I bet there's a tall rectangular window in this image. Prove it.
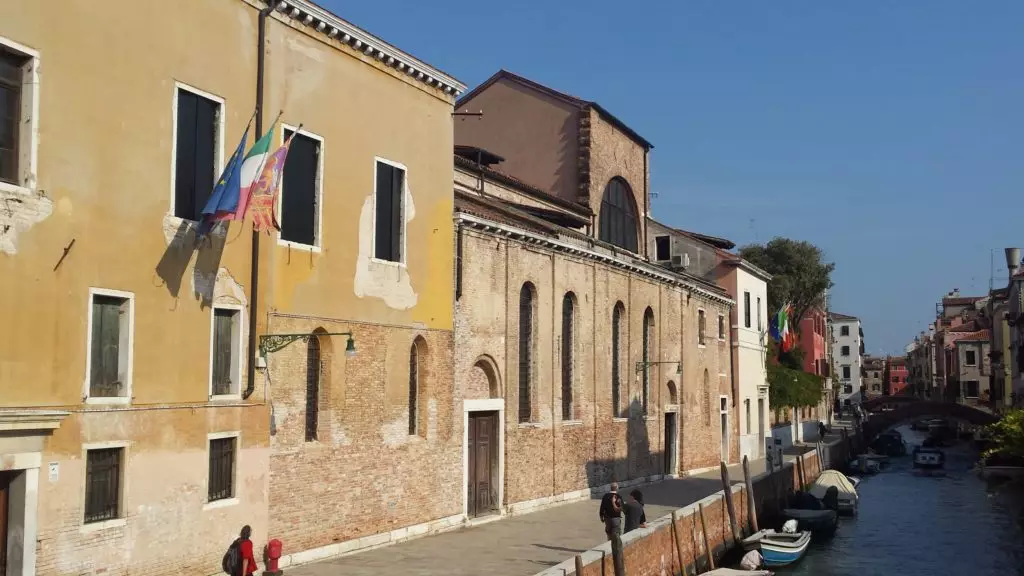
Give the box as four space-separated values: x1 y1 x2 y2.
0 49 28 185
842 365 851 379
208 436 236 502
744 399 751 434
757 297 762 331
655 235 670 261
280 129 321 247
84 447 123 523
841 345 850 356
561 294 575 420
374 159 405 262
965 350 977 366
718 315 726 340
211 308 241 397
88 292 133 399
965 380 980 398
519 284 535 423
173 87 220 221
698 310 706 346
841 325 850 337
743 292 751 328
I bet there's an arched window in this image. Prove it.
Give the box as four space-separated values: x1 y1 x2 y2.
305 335 321 442
612 302 625 417
703 369 711 426
667 380 678 405
561 293 576 421
642 307 654 415
599 178 639 252
519 283 536 423
408 339 421 436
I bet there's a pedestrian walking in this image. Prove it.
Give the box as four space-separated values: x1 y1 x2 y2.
818 420 827 440
623 489 647 533
223 525 259 576
599 482 623 540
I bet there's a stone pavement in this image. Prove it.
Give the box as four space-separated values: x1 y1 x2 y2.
286 459 773 576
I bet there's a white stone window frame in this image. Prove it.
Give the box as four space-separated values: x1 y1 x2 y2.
204 431 241 511
167 81 226 221
277 124 325 253
717 313 726 341
0 35 40 196
79 440 129 533
371 156 409 267
208 304 244 400
83 288 135 405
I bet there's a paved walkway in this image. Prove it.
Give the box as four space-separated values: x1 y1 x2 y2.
287 459 775 576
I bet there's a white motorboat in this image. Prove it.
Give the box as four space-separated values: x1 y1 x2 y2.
809 470 859 515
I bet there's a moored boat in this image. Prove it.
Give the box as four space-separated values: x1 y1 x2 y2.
704 569 773 576
782 508 838 537
978 465 1024 481
809 470 859 515
741 530 811 567
913 446 945 469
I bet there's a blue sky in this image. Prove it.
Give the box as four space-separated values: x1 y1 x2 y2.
324 0 1024 355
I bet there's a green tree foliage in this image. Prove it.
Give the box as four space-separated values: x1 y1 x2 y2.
739 238 835 328
767 363 824 415
982 409 1024 460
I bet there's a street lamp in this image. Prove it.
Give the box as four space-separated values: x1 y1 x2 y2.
259 332 357 359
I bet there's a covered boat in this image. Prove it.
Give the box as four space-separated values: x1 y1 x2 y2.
741 530 811 567
782 508 838 537
809 470 859 515
913 446 945 469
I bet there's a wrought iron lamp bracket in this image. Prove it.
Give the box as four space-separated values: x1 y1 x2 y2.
259 332 355 358
635 360 683 374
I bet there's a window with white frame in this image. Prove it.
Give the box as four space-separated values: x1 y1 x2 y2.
718 314 726 340
374 159 406 263
210 307 242 397
965 349 977 366
0 37 38 191
208 434 237 502
172 84 223 221
87 290 134 400
280 128 322 248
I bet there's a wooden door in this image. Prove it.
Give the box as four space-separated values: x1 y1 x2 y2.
467 412 497 518
0 471 12 576
664 413 677 475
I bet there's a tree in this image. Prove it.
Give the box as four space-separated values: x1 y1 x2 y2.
982 409 1024 461
739 238 835 328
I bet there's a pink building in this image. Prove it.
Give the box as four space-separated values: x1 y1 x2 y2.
800 308 829 376
887 357 909 395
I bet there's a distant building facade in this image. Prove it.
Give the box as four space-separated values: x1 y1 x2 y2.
886 357 908 395
830 312 863 406
863 356 885 397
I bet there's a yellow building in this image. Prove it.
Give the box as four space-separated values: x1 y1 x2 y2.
0 0 461 573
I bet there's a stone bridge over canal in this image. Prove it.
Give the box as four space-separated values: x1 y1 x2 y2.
860 397 998 443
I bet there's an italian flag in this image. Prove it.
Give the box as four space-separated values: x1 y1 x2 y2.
220 127 275 222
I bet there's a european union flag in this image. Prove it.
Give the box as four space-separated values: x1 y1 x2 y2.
198 127 249 235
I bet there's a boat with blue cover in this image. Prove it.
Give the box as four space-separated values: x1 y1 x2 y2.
741 529 811 567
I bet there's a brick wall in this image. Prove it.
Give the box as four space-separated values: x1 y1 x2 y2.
455 224 736 509
265 314 458 554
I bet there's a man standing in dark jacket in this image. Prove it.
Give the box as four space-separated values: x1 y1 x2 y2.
599 482 622 540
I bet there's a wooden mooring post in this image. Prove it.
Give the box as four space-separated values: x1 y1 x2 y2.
611 532 626 576
670 511 685 575
742 455 759 533
719 461 742 544
698 502 715 571
574 554 585 576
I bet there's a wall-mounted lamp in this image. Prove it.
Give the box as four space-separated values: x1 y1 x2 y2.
636 361 682 375
259 332 357 359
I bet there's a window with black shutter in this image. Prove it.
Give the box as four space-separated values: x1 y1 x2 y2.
211 308 238 396
174 88 219 221
281 130 320 246
208 436 236 502
0 49 28 185
84 448 122 523
561 294 575 420
519 283 535 423
305 336 321 441
90 294 129 398
374 160 405 262
743 292 751 328
598 178 638 252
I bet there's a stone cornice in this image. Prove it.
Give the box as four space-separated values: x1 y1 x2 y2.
456 213 734 307
273 0 466 96
0 410 69 432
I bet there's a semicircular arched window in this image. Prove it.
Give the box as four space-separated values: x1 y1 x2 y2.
598 178 638 252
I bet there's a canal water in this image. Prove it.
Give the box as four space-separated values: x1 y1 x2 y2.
784 426 1024 576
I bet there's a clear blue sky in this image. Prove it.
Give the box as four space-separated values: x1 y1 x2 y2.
324 0 1024 355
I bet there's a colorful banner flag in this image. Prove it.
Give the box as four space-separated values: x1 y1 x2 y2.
224 126 276 223
249 132 296 233
770 303 796 352
197 126 249 235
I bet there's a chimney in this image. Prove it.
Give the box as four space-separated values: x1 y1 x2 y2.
952 288 960 298
1005 248 1020 280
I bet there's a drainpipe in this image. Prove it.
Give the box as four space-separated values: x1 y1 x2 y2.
244 2 274 399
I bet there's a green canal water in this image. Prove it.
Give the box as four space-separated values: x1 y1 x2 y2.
782 426 1024 576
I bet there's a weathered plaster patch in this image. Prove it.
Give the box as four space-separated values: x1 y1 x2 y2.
329 421 351 446
353 179 418 309
0 189 52 255
194 266 247 309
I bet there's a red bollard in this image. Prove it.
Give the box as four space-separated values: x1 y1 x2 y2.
264 539 283 575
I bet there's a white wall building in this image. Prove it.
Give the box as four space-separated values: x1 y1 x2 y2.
729 260 771 461
830 312 863 406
